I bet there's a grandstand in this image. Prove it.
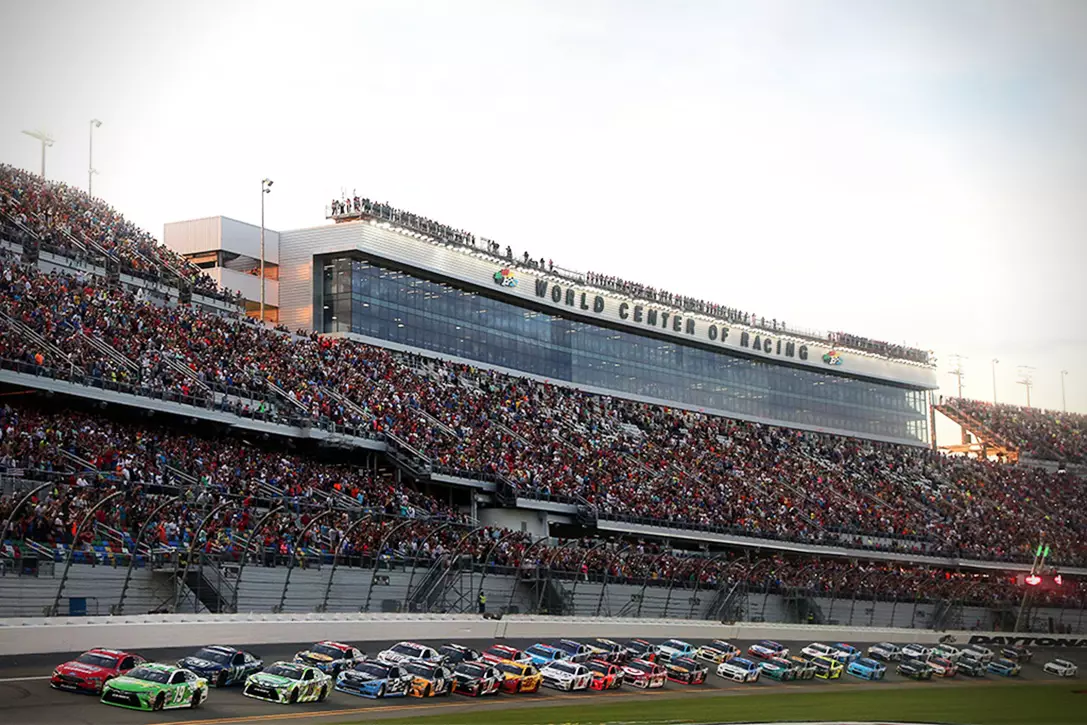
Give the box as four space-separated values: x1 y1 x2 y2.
1 165 1083 635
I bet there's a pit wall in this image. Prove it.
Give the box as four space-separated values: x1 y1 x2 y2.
2 613 1084 656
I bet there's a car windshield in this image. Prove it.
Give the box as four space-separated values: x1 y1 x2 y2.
404 662 436 678
496 663 522 676
76 653 118 668
627 661 652 673
127 667 171 683
456 664 485 677
311 644 347 658
857 659 878 668
878 643 895 649
193 648 233 665
350 663 389 678
627 641 648 651
526 646 553 658
661 640 687 649
588 662 609 674
550 662 578 675
265 664 304 679
759 641 779 649
555 642 578 653
711 641 731 649
485 646 510 657
391 644 422 657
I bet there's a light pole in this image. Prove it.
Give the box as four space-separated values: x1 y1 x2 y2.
991 358 999 404
1061 370 1068 412
1017 366 1035 408
21 130 55 177
88 119 102 196
260 178 273 323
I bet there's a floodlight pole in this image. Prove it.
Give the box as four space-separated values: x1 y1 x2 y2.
260 179 273 323
88 119 102 196
21 130 55 177
1061 370 1068 412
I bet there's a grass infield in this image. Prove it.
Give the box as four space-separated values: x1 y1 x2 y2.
342 682 1085 725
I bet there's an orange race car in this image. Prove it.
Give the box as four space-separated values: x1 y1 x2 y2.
494 659 543 694
588 659 624 690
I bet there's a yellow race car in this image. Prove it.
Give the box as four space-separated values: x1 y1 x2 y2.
403 661 452 697
805 654 843 680
494 659 543 693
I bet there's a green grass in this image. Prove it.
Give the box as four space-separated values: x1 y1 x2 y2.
342 683 1086 725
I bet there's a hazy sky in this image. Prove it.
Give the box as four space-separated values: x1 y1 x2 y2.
2 0 1084 426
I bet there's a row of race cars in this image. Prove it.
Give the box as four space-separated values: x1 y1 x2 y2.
48 636 1080 712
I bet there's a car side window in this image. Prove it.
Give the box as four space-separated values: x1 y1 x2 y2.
232 653 245 666
120 657 134 670
303 669 314 681
245 653 257 663
389 667 399 678
170 672 185 685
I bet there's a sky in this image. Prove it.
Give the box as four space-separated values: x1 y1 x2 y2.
1 0 1085 430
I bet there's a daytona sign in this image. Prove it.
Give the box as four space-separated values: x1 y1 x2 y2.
968 635 1087 648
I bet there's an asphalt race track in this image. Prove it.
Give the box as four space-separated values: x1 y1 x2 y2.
0 637 1080 725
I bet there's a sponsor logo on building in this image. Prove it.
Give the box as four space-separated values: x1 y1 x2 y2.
822 350 843 366
493 268 518 287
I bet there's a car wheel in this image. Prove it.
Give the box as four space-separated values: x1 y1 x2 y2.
318 685 329 702
377 684 386 698
216 672 228 688
289 688 299 704
153 693 166 711
191 688 204 708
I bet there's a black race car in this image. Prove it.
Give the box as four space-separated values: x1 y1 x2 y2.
663 656 707 684
439 644 481 666
897 659 934 680
957 656 987 677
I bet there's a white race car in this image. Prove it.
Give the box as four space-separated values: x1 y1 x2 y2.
961 645 994 663
801 642 850 663
931 644 962 662
376 642 442 666
867 642 901 661
539 661 592 691
696 640 741 664
901 643 931 660
1043 659 1078 677
716 656 761 683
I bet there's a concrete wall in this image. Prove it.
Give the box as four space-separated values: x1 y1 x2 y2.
0 568 188 618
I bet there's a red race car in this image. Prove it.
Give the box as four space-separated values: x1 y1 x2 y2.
480 644 532 665
621 658 667 689
588 659 624 690
51 648 146 694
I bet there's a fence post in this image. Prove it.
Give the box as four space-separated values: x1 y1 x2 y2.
320 513 373 612
173 502 233 613
277 510 336 613
505 535 551 615
116 495 181 614
232 505 285 613
52 491 124 616
0 481 58 545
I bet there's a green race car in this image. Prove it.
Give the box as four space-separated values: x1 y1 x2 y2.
100 663 208 711
242 661 332 704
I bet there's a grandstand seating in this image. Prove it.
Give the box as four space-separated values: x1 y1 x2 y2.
940 397 1086 464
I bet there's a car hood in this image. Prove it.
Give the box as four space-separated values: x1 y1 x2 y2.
56 662 114 678
248 673 296 687
298 652 337 663
107 676 164 693
340 670 381 682
178 657 225 671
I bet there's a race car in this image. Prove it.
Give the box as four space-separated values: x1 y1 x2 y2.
622 658 667 689
832 643 862 663
987 658 1021 677
867 642 901 661
553 639 593 663
403 660 453 697
494 659 543 693
804 654 843 680
52 648 146 694
625 638 661 662
696 640 741 664
900 643 931 660
540 661 593 691
440 644 482 666
451 661 502 696
961 644 994 663
335 660 413 698
801 642 849 662
1043 658 1078 677
480 644 530 665
657 638 697 663
100 663 208 711
377 642 443 666
1001 645 1033 663
788 656 818 680
956 656 987 677
293 641 364 676
587 638 629 663
757 657 795 681
931 644 963 663
242 661 332 704
177 645 263 688
663 655 707 684
716 656 761 683
846 657 887 681
748 640 789 659
587 659 624 690
525 643 567 666
897 659 934 680
926 655 958 677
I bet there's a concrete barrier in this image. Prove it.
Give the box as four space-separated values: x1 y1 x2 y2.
4 612 1082 655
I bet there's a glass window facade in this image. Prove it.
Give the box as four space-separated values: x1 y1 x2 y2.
320 257 929 443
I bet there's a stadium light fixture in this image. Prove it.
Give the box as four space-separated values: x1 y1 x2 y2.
21 129 55 177
89 119 102 196
1060 370 1068 412
991 358 999 404
260 178 273 323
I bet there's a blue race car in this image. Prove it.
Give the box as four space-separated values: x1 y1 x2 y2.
833 643 862 663
987 658 1021 677
524 644 566 667
846 657 887 680
335 660 414 698
176 645 263 687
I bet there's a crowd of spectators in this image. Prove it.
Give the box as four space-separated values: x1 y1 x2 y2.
2 402 1083 610
942 398 1086 464
328 193 931 364
1 247 1084 567
1 165 241 304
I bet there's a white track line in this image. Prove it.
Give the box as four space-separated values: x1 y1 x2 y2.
0 675 50 682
